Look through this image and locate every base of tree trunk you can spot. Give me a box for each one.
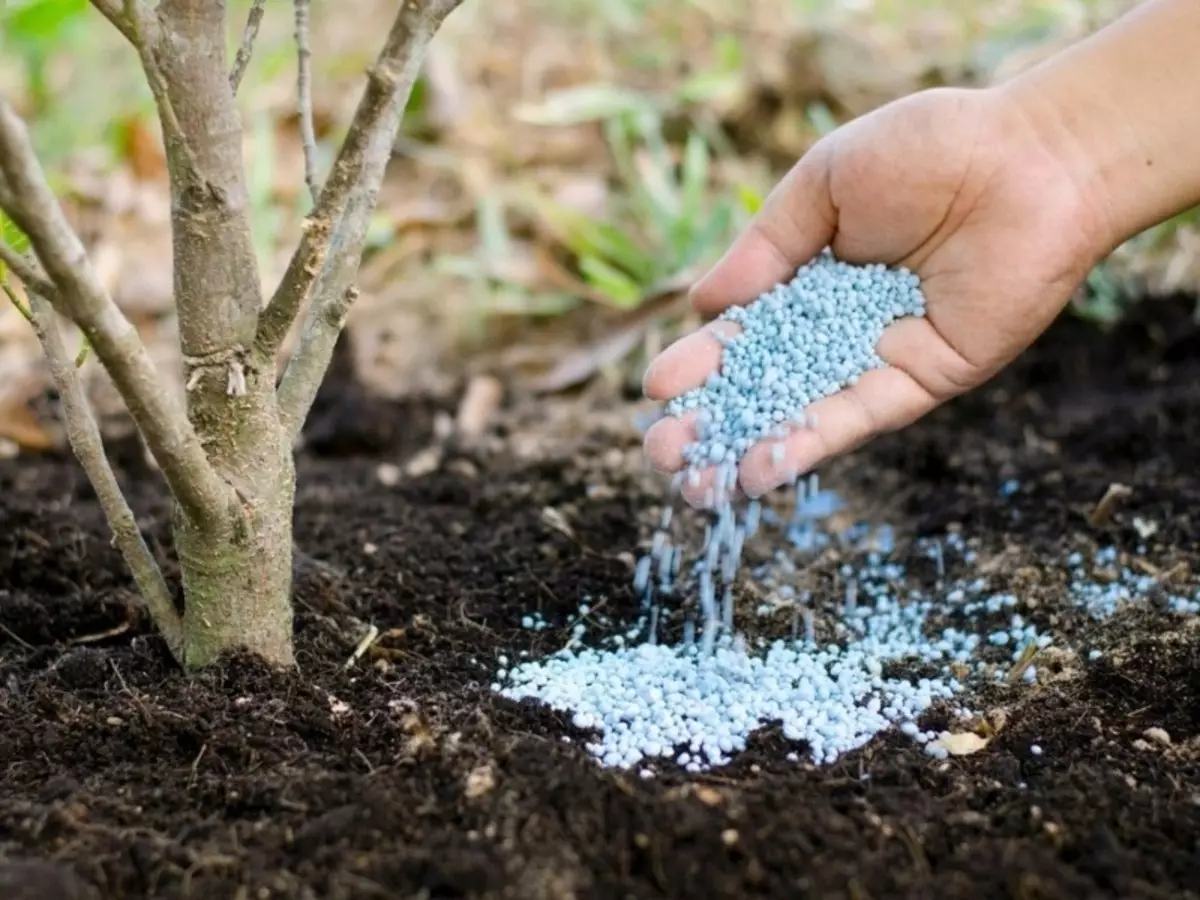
[173,460,297,670]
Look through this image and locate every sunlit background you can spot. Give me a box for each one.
[0,0,1194,452]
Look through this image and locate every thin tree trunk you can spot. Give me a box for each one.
[150,0,297,667]
[0,0,463,669]
[175,449,296,668]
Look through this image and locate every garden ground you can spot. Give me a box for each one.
[1,292,1199,899]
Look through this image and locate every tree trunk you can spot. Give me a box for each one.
[144,0,298,669]
[174,425,297,669]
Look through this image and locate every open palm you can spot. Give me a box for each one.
[642,86,1114,506]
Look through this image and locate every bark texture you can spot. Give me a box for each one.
[146,0,298,667]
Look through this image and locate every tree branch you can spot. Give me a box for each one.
[88,0,138,42]
[122,2,203,182]
[6,269,184,659]
[294,0,319,205]
[0,99,233,524]
[0,239,54,298]
[255,0,462,374]
[230,0,268,95]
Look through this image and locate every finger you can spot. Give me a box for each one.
[690,143,837,316]
[642,320,741,402]
[678,461,745,510]
[875,314,979,400]
[644,413,749,511]
[737,366,936,497]
[642,411,698,473]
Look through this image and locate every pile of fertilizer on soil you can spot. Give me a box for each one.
[491,252,1200,774]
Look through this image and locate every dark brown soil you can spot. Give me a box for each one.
[3,299,1200,900]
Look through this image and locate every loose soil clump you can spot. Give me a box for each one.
[2,299,1200,899]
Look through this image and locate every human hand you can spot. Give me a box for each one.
[642,85,1116,507]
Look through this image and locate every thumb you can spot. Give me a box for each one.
[690,139,838,316]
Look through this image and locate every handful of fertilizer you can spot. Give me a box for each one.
[665,249,927,478]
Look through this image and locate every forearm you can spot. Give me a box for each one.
[996,0,1200,253]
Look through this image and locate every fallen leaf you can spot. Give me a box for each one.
[117,116,168,183]
[1143,727,1171,747]
[693,785,723,806]
[520,290,686,394]
[933,731,991,757]
[464,764,497,799]
[0,369,56,451]
[540,506,575,540]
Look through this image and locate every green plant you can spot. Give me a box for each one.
[0,0,464,670]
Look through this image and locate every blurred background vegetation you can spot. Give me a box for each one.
[0,0,1197,450]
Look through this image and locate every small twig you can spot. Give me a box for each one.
[343,622,380,671]
[1,281,32,323]
[230,0,268,94]
[119,1,202,182]
[294,0,320,205]
[70,619,133,644]
[1007,641,1040,684]
[1088,482,1132,528]
[187,743,207,790]
[271,0,464,440]
[15,274,184,659]
[88,0,138,42]
[2,257,96,366]
[256,0,463,368]
[0,237,53,298]
[0,619,34,650]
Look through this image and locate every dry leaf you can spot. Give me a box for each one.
[693,785,723,806]
[933,732,991,757]
[520,291,685,394]
[117,116,168,183]
[464,764,497,799]
[1132,517,1159,539]
[540,506,574,540]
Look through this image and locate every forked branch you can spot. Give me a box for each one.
[0,100,231,525]
[0,240,54,297]
[265,0,464,439]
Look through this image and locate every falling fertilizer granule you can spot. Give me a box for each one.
[490,252,1200,774]
[665,249,925,473]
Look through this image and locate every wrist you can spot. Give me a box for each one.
[991,0,1200,256]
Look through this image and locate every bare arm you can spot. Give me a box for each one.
[998,0,1200,254]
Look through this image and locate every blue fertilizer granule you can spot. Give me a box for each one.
[494,489,1200,773]
[489,255,1200,773]
[665,250,926,471]
[643,253,927,648]
[498,496,991,772]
